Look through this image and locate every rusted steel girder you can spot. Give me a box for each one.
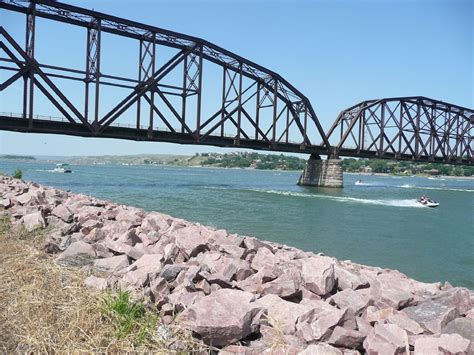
[327,97,473,164]
[0,0,330,155]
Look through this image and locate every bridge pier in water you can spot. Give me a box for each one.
[298,154,343,188]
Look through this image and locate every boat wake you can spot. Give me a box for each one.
[249,189,425,208]
[399,185,473,193]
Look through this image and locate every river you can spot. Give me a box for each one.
[1,160,473,288]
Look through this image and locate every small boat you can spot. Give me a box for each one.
[355,180,363,185]
[53,163,72,173]
[417,197,439,208]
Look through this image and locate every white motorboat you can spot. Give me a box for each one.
[417,198,439,208]
[53,163,72,173]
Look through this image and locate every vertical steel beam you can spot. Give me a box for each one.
[237,62,243,142]
[181,54,188,134]
[24,2,35,127]
[148,32,156,135]
[136,38,143,130]
[195,45,203,141]
[255,81,260,140]
[285,107,290,143]
[220,66,226,137]
[272,79,278,144]
[398,101,403,158]
[379,102,385,156]
[93,19,101,128]
[415,101,421,159]
[361,111,366,151]
[84,24,91,122]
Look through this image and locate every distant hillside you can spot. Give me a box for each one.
[66,154,189,166]
[196,152,306,170]
[0,155,36,161]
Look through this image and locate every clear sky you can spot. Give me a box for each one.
[0,0,472,156]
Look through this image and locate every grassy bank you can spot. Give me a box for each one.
[0,214,205,353]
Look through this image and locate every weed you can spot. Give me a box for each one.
[101,290,158,342]
[13,168,22,179]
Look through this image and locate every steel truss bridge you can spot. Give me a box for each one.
[0,0,472,165]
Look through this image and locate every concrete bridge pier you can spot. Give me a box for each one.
[297,154,343,188]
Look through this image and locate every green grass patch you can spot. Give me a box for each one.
[101,290,158,343]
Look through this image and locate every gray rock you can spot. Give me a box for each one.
[255,294,313,334]
[56,241,96,267]
[22,211,46,231]
[93,255,130,273]
[0,198,11,208]
[160,264,188,282]
[414,333,471,354]
[402,300,459,334]
[84,275,108,290]
[442,317,474,342]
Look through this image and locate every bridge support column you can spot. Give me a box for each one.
[297,154,343,188]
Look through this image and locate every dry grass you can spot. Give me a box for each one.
[0,214,210,353]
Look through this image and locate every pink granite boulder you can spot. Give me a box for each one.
[300,256,336,296]
[179,289,263,346]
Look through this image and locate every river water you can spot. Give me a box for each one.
[1,160,473,288]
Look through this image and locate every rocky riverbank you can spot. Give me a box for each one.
[1,175,473,354]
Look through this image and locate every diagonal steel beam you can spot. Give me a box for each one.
[1,26,93,131]
[98,45,197,132]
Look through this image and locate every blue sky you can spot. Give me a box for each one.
[1,0,472,156]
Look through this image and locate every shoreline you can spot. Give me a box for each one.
[1,176,473,353]
[2,158,474,179]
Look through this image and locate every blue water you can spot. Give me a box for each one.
[1,160,473,288]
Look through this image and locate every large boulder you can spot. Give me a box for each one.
[441,317,474,343]
[56,241,96,267]
[179,289,263,347]
[260,268,302,299]
[387,313,424,335]
[51,204,74,223]
[328,326,365,349]
[334,264,369,290]
[298,343,344,354]
[329,288,373,315]
[296,307,349,342]
[300,256,336,296]
[402,300,459,334]
[93,255,130,273]
[255,294,313,334]
[173,225,210,259]
[22,211,46,231]
[414,333,471,354]
[363,323,409,354]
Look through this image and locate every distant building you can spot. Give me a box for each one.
[424,169,440,175]
[359,166,372,173]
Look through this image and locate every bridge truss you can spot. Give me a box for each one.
[0,0,330,155]
[328,97,473,165]
[0,1,472,165]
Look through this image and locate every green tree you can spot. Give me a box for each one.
[13,168,22,179]
[369,160,388,173]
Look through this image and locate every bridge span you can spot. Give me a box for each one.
[0,0,472,187]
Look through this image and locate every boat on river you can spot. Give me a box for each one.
[53,163,72,173]
[417,196,439,208]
